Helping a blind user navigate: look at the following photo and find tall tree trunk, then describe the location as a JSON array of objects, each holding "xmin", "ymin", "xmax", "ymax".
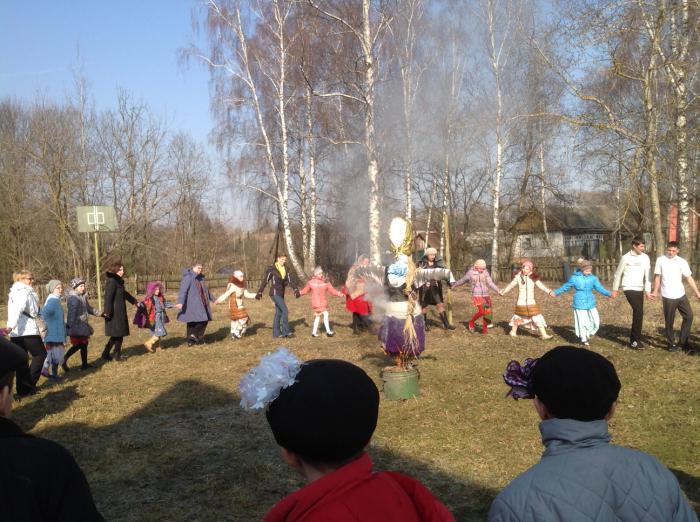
[
  {"xmin": 362, "ymin": 0, "xmax": 381, "ymax": 264},
  {"xmin": 671, "ymin": 0, "xmax": 691, "ymax": 258},
  {"xmin": 306, "ymin": 85, "xmax": 317, "ymax": 271}
]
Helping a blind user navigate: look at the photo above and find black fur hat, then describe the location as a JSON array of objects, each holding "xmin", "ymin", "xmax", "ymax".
[
  {"xmin": 266, "ymin": 359, "xmax": 379, "ymax": 463},
  {"xmin": 532, "ymin": 346, "xmax": 621, "ymax": 421}
]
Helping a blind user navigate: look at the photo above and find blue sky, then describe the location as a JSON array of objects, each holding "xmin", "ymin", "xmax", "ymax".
[{"xmin": 0, "ymin": 1, "xmax": 213, "ymax": 145}]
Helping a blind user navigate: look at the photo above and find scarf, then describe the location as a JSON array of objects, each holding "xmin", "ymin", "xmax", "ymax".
[{"xmin": 275, "ymin": 262, "xmax": 286, "ymax": 280}]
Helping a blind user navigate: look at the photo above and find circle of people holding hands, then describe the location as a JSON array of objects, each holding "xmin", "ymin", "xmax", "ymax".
[
  {"xmin": 3, "ymin": 236, "xmax": 700, "ymax": 396},
  {"xmin": 1, "ymin": 225, "xmax": 699, "ymax": 521}
]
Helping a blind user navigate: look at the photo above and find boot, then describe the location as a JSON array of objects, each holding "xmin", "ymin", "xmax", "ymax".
[
  {"xmin": 423, "ymin": 313, "xmax": 430, "ymax": 331},
  {"xmin": 509, "ymin": 325, "xmax": 518, "ymax": 337},
  {"xmin": 154, "ymin": 339, "xmax": 162, "ymax": 352},
  {"xmin": 538, "ymin": 326, "xmax": 553, "ymax": 340},
  {"xmin": 440, "ymin": 312, "xmax": 456, "ymax": 330},
  {"xmin": 144, "ymin": 336, "xmax": 158, "ymax": 353},
  {"xmin": 101, "ymin": 341, "xmax": 114, "ymax": 361}
]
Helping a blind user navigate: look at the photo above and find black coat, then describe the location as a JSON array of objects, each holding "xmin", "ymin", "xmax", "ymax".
[
  {"xmin": 257, "ymin": 264, "xmax": 299, "ymax": 298},
  {"xmin": 103, "ymin": 272, "xmax": 137, "ymax": 337},
  {"xmin": 0, "ymin": 417, "xmax": 104, "ymax": 521}
]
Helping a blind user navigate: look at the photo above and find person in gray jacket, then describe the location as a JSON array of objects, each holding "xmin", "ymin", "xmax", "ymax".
[
  {"xmin": 63, "ymin": 278, "xmax": 102, "ymax": 371},
  {"xmin": 491, "ymin": 346, "xmax": 697, "ymax": 522}
]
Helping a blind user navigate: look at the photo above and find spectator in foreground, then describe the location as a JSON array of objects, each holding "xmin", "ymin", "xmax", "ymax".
[
  {"xmin": 0, "ymin": 336, "xmax": 105, "ymax": 521},
  {"xmin": 491, "ymin": 346, "xmax": 698, "ymax": 522},
  {"xmin": 238, "ymin": 349, "xmax": 455, "ymax": 521}
]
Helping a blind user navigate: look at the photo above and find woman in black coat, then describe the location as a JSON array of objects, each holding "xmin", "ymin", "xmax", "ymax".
[{"xmin": 101, "ymin": 261, "xmax": 140, "ymax": 361}]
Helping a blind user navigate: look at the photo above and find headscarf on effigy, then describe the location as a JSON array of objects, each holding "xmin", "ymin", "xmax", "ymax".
[{"xmin": 387, "ymin": 217, "xmax": 418, "ymax": 348}]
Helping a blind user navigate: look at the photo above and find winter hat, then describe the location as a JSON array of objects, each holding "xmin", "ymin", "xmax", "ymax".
[
  {"xmin": 425, "ymin": 247, "xmax": 438, "ymax": 256},
  {"xmin": 233, "ymin": 270, "xmax": 244, "ymax": 281},
  {"xmin": 521, "ymin": 260, "xmax": 534, "ymax": 270},
  {"xmin": 266, "ymin": 359, "xmax": 379, "ymax": 463},
  {"xmin": 70, "ymin": 277, "xmax": 86, "ymax": 289},
  {"xmin": 46, "ymin": 280, "xmax": 62, "ymax": 294},
  {"xmin": 532, "ymin": 346, "xmax": 621, "ymax": 422},
  {"xmin": 145, "ymin": 281, "xmax": 163, "ymax": 298},
  {"xmin": 313, "ymin": 266, "xmax": 324, "ymax": 277},
  {"xmin": 578, "ymin": 258, "xmax": 593, "ymax": 270},
  {"xmin": 474, "ymin": 259, "xmax": 487, "ymax": 269}
]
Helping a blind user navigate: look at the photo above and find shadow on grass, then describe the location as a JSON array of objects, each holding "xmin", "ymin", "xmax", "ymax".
[
  {"xmin": 21, "ymin": 379, "xmax": 497, "ymax": 521},
  {"xmin": 550, "ymin": 324, "xmax": 580, "ymax": 344},
  {"xmin": 14, "ymin": 385, "xmax": 81, "ymax": 431}
]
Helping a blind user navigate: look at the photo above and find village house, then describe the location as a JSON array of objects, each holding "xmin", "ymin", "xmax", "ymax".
[{"xmin": 510, "ymin": 205, "xmax": 641, "ymax": 260}]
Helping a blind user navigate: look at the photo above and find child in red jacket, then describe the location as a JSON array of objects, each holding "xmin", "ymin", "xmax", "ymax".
[
  {"xmin": 238, "ymin": 349, "xmax": 456, "ymax": 522},
  {"xmin": 299, "ymin": 266, "xmax": 344, "ymax": 338}
]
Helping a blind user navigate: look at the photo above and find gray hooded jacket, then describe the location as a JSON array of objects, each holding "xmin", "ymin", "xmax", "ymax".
[{"xmin": 488, "ymin": 418, "xmax": 697, "ymax": 522}]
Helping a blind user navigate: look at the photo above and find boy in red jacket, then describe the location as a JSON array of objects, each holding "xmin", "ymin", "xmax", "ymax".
[{"xmin": 238, "ymin": 349, "xmax": 455, "ymax": 522}]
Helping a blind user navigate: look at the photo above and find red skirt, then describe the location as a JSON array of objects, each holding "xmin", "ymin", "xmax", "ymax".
[{"xmin": 345, "ymin": 291, "xmax": 372, "ymax": 315}]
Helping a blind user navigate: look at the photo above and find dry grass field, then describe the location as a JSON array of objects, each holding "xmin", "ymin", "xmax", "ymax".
[{"xmin": 5, "ymin": 285, "xmax": 700, "ymax": 521}]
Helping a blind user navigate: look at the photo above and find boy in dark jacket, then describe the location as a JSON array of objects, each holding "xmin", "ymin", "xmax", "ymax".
[
  {"xmin": 256, "ymin": 254, "xmax": 300, "ymax": 338},
  {"xmin": 0, "ymin": 336, "xmax": 104, "ymax": 521}
]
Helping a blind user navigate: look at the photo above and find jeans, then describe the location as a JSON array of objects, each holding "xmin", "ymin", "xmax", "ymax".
[
  {"xmin": 623, "ymin": 290, "xmax": 645, "ymax": 343},
  {"xmin": 271, "ymin": 295, "xmax": 290, "ymax": 337}
]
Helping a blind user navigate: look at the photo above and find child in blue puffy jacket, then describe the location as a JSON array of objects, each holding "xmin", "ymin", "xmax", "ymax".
[{"xmin": 551, "ymin": 258, "xmax": 612, "ymax": 346}]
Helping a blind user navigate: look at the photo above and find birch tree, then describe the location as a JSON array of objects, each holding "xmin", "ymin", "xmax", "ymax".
[
  {"xmin": 308, "ymin": 0, "xmax": 392, "ymax": 264},
  {"xmin": 195, "ymin": 0, "xmax": 308, "ymax": 275}
]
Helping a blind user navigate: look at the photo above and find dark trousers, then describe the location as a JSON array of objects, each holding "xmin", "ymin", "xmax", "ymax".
[
  {"xmin": 64, "ymin": 342, "xmax": 89, "ymax": 367},
  {"xmin": 662, "ymin": 296, "xmax": 693, "ymax": 347},
  {"xmin": 271, "ymin": 295, "xmax": 290, "ymax": 337},
  {"xmin": 186, "ymin": 321, "xmax": 208, "ymax": 343},
  {"xmin": 623, "ymin": 290, "xmax": 645, "ymax": 343},
  {"xmin": 12, "ymin": 335, "xmax": 46, "ymax": 395}
]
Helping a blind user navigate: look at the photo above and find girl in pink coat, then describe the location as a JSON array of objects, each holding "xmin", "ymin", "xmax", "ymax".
[{"xmin": 299, "ymin": 266, "xmax": 345, "ymax": 337}]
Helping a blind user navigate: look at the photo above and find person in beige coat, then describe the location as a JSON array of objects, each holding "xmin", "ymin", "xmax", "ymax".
[{"xmin": 501, "ymin": 260, "xmax": 553, "ymax": 339}]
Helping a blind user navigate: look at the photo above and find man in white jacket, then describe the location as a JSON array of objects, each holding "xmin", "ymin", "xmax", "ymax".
[{"xmin": 611, "ymin": 238, "xmax": 652, "ymax": 350}]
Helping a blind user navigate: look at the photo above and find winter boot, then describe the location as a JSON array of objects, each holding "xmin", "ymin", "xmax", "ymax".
[
  {"xmin": 440, "ymin": 312, "xmax": 456, "ymax": 330},
  {"xmin": 538, "ymin": 326, "xmax": 553, "ymax": 340},
  {"xmin": 509, "ymin": 325, "xmax": 518, "ymax": 337},
  {"xmin": 423, "ymin": 313, "xmax": 431, "ymax": 331}
]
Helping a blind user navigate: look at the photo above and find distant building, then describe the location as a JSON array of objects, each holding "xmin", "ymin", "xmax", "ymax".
[{"xmin": 510, "ymin": 206, "xmax": 641, "ymax": 260}]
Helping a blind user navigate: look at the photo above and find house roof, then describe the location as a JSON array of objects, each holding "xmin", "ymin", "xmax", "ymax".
[{"xmin": 512, "ymin": 205, "xmax": 622, "ymax": 233}]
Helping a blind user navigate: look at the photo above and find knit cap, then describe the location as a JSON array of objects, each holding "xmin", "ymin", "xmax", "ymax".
[
  {"xmin": 46, "ymin": 280, "xmax": 62, "ymax": 294},
  {"xmin": 532, "ymin": 346, "xmax": 620, "ymax": 421},
  {"xmin": 266, "ymin": 359, "xmax": 379, "ymax": 463},
  {"xmin": 313, "ymin": 266, "xmax": 323, "ymax": 277},
  {"xmin": 70, "ymin": 277, "xmax": 86, "ymax": 289}
]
